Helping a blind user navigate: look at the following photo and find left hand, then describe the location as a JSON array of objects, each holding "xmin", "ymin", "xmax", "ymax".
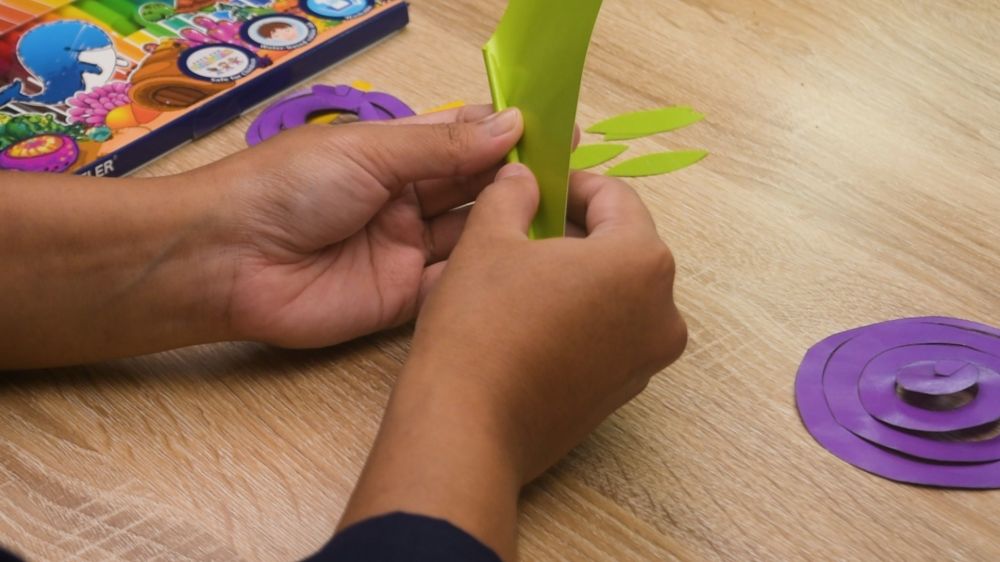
[{"xmin": 194, "ymin": 105, "xmax": 523, "ymax": 347}]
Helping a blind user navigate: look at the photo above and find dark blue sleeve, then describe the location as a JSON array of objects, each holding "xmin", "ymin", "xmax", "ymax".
[
  {"xmin": 303, "ymin": 512, "xmax": 502, "ymax": 562},
  {"xmin": 1, "ymin": 512, "xmax": 500, "ymax": 562}
]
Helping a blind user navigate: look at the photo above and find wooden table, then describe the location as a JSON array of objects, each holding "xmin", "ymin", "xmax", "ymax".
[{"xmin": 2, "ymin": 0, "xmax": 999, "ymax": 560}]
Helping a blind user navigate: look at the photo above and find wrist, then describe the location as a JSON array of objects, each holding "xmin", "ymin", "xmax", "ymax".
[
  {"xmin": 0, "ymin": 172, "xmax": 234, "ymax": 367},
  {"xmin": 133, "ymin": 172, "xmax": 237, "ymax": 347},
  {"xmin": 392, "ymin": 360, "xmax": 527, "ymax": 485},
  {"xmin": 403, "ymin": 340, "xmax": 538, "ymax": 482},
  {"xmin": 340, "ymin": 360, "xmax": 524, "ymax": 560}
]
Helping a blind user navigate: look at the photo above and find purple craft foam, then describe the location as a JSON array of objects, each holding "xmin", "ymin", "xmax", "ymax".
[
  {"xmin": 795, "ymin": 316, "xmax": 1000, "ymax": 488},
  {"xmin": 859, "ymin": 353, "xmax": 1000, "ymax": 433},
  {"xmin": 246, "ymin": 84, "xmax": 416, "ymax": 146}
]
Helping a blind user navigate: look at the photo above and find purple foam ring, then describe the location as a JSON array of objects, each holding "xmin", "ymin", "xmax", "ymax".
[
  {"xmin": 361, "ymin": 90, "xmax": 417, "ymax": 118},
  {"xmin": 795, "ymin": 317, "xmax": 1000, "ymax": 488},
  {"xmin": 246, "ymin": 84, "xmax": 416, "ymax": 146},
  {"xmin": 245, "ymin": 89, "xmax": 312, "ymax": 145}
]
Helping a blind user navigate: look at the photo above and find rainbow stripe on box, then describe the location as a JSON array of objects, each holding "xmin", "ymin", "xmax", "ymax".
[
  {"xmin": 0, "ymin": 0, "xmax": 71, "ymax": 33},
  {"xmin": 0, "ymin": 0, "xmax": 220, "ymax": 48}
]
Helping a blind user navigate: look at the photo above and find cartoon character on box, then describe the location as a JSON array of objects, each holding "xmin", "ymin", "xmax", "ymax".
[
  {"xmin": 260, "ymin": 21, "xmax": 299, "ymax": 43},
  {"xmin": 0, "ymin": 21, "xmax": 118, "ymax": 106}
]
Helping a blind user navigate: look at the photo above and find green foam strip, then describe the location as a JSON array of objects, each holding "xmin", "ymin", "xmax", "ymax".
[
  {"xmin": 588, "ymin": 107, "xmax": 705, "ymax": 141},
  {"xmin": 606, "ymin": 150, "xmax": 709, "ymax": 178},
  {"xmin": 484, "ymin": 0, "xmax": 603, "ymax": 239},
  {"xmin": 570, "ymin": 143, "xmax": 628, "ymax": 170}
]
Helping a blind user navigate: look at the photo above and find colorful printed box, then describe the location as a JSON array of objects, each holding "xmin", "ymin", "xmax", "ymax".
[{"xmin": 0, "ymin": 0, "xmax": 408, "ymax": 176}]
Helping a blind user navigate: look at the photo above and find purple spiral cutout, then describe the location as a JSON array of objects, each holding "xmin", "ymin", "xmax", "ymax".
[
  {"xmin": 246, "ymin": 84, "xmax": 415, "ymax": 146},
  {"xmin": 795, "ymin": 317, "xmax": 1000, "ymax": 488}
]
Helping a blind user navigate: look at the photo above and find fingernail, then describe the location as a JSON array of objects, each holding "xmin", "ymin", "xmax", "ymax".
[
  {"xmin": 482, "ymin": 108, "xmax": 520, "ymax": 137},
  {"xmin": 496, "ymin": 163, "xmax": 529, "ymax": 180}
]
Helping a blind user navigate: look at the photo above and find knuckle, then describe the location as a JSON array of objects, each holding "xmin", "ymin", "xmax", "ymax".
[
  {"xmin": 627, "ymin": 376, "xmax": 653, "ymax": 399},
  {"xmin": 440, "ymin": 122, "xmax": 472, "ymax": 154},
  {"xmin": 321, "ymin": 124, "xmax": 399, "ymax": 187},
  {"xmin": 455, "ymin": 104, "xmax": 479, "ymax": 123},
  {"xmin": 601, "ymin": 177, "xmax": 633, "ymax": 199},
  {"xmin": 654, "ymin": 311, "xmax": 688, "ymax": 367},
  {"xmin": 281, "ymin": 124, "xmax": 355, "ymax": 169},
  {"xmin": 668, "ymin": 313, "xmax": 689, "ymax": 359},
  {"xmin": 650, "ymin": 243, "xmax": 676, "ymax": 275},
  {"xmin": 421, "ymin": 122, "xmax": 472, "ymax": 177},
  {"xmin": 631, "ymin": 241, "xmax": 676, "ymax": 280}
]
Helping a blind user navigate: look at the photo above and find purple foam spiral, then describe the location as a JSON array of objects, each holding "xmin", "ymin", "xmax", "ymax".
[{"xmin": 795, "ymin": 316, "xmax": 1000, "ymax": 488}]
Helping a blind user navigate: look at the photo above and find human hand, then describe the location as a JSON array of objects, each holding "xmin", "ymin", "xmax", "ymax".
[
  {"xmin": 403, "ymin": 164, "xmax": 688, "ymax": 482},
  {"xmin": 192, "ymin": 105, "xmax": 524, "ymax": 347},
  {"xmin": 339, "ymin": 166, "xmax": 686, "ymax": 558}
]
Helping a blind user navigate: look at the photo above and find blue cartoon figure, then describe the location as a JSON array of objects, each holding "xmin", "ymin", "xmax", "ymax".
[
  {"xmin": 302, "ymin": 0, "xmax": 373, "ymax": 20},
  {"xmin": 0, "ymin": 21, "xmax": 118, "ymax": 106}
]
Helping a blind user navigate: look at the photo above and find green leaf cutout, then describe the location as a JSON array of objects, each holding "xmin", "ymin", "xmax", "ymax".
[
  {"xmin": 606, "ymin": 150, "xmax": 709, "ymax": 178},
  {"xmin": 587, "ymin": 107, "xmax": 705, "ymax": 141},
  {"xmin": 570, "ymin": 143, "xmax": 628, "ymax": 170}
]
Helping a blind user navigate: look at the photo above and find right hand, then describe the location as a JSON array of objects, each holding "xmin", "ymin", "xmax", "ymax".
[{"xmin": 401, "ymin": 164, "xmax": 688, "ymax": 483}]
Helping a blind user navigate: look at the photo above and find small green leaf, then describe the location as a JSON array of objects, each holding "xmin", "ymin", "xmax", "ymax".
[
  {"xmin": 587, "ymin": 107, "xmax": 705, "ymax": 141},
  {"xmin": 606, "ymin": 150, "xmax": 709, "ymax": 178},
  {"xmin": 569, "ymin": 143, "xmax": 629, "ymax": 170}
]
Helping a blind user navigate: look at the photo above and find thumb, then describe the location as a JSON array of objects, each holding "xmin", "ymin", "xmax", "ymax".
[
  {"xmin": 466, "ymin": 164, "xmax": 540, "ymax": 238},
  {"xmin": 340, "ymin": 108, "xmax": 523, "ymax": 190}
]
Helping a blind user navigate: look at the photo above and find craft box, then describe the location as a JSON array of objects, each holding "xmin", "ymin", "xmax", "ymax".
[{"xmin": 0, "ymin": 0, "xmax": 408, "ymax": 176}]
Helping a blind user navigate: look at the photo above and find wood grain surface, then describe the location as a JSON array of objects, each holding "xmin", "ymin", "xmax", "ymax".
[{"xmin": 3, "ymin": 0, "xmax": 999, "ymax": 560}]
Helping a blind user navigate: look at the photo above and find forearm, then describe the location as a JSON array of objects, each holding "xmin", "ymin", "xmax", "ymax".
[
  {"xmin": 339, "ymin": 360, "xmax": 523, "ymax": 561},
  {"xmin": 0, "ymin": 171, "xmax": 231, "ymax": 368}
]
